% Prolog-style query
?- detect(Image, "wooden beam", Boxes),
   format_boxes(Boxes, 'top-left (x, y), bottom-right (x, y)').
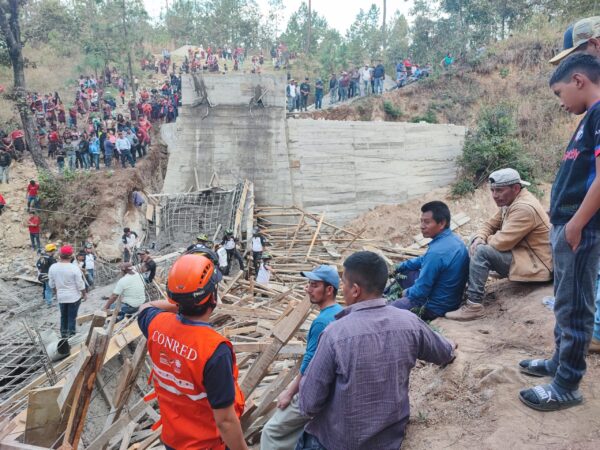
top-left (286, 213), bottom-right (305, 256)
top-left (240, 296), bottom-right (312, 397)
top-left (63, 328), bottom-right (109, 450)
top-left (85, 398), bottom-right (148, 450)
top-left (85, 311), bottom-right (107, 346)
top-left (306, 213), bottom-right (325, 260)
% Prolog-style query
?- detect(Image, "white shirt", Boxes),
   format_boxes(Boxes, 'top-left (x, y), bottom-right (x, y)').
top-left (116, 137), bottom-right (131, 152)
top-left (85, 253), bottom-right (95, 270)
top-left (256, 263), bottom-right (270, 285)
top-left (287, 84), bottom-right (296, 98)
top-left (124, 233), bottom-right (137, 249)
top-left (224, 238), bottom-right (236, 250)
top-left (360, 67), bottom-right (371, 81)
top-left (217, 247), bottom-right (228, 268)
top-left (113, 273), bottom-right (146, 307)
top-left (251, 236), bottom-right (263, 252)
top-left (48, 262), bottom-right (86, 304)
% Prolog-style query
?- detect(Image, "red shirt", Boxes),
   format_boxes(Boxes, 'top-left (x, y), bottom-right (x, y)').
top-left (27, 183), bottom-right (39, 197)
top-left (49, 131), bottom-right (59, 142)
top-left (0, 194), bottom-right (5, 205)
top-left (10, 130), bottom-right (24, 140)
top-left (28, 215), bottom-right (40, 234)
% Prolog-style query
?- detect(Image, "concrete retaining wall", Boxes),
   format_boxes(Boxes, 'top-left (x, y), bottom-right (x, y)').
top-left (162, 74), bottom-right (466, 224)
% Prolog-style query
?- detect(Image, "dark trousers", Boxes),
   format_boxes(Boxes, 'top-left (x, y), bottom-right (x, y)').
top-left (295, 431), bottom-right (327, 450)
top-left (252, 251), bottom-right (262, 272)
top-left (550, 225), bottom-right (600, 391)
top-left (59, 300), bottom-right (81, 338)
top-left (30, 232), bottom-right (40, 251)
top-left (390, 270), bottom-right (439, 321)
top-left (226, 249), bottom-right (245, 272)
top-left (120, 150), bottom-right (135, 168)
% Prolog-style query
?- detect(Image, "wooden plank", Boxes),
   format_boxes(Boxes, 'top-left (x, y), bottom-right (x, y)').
top-left (306, 213), bottom-right (325, 260)
top-left (0, 442), bottom-right (52, 450)
top-left (145, 204), bottom-right (155, 222)
top-left (104, 322), bottom-right (142, 364)
top-left (85, 311), bottom-right (107, 346)
top-left (286, 213), bottom-right (305, 256)
top-left (12, 275), bottom-right (42, 285)
top-left (118, 422), bottom-right (138, 450)
top-left (63, 328), bottom-right (109, 450)
top-left (24, 386), bottom-right (63, 447)
top-left (240, 296), bottom-right (312, 397)
top-left (85, 398), bottom-right (148, 450)
top-left (57, 348), bottom-right (91, 411)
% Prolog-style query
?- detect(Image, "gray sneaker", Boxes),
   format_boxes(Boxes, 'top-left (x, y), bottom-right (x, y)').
top-left (445, 301), bottom-right (485, 321)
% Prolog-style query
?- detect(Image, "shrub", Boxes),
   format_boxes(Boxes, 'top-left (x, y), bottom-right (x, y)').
top-left (383, 100), bottom-right (403, 119)
top-left (453, 103), bottom-right (535, 195)
top-left (451, 179), bottom-right (476, 197)
top-left (500, 67), bottom-right (509, 78)
top-left (410, 108), bottom-right (438, 124)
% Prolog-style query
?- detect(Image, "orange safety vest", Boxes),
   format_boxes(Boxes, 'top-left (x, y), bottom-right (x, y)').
top-left (147, 313), bottom-right (245, 450)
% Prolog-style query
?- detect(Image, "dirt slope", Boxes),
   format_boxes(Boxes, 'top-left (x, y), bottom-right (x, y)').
top-left (406, 280), bottom-right (600, 449)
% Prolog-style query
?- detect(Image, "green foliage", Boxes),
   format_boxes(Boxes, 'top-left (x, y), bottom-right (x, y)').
top-left (453, 103), bottom-right (535, 196)
top-left (280, 2), bottom-right (329, 54)
top-left (383, 100), bottom-right (403, 119)
top-left (410, 108), bottom-right (438, 124)
top-left (451, 178), bottom-right (476, 196)
top-left (346, 4), bottom-right (382, 65)
top-left (500, 67), bottom-right (509, 78)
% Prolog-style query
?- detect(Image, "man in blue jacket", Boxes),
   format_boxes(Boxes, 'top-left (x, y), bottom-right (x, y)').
top-left (391, 201), bottom-right (469, 320)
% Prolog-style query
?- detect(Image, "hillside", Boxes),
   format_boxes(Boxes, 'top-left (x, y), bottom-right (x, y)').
top-left (307, 26), bottom-right (578, 183)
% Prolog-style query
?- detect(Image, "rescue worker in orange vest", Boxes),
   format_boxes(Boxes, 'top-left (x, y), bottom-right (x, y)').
top-left (137, 254), bottom-right (248, 450)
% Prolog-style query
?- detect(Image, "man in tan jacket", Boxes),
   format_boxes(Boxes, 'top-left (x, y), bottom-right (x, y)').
top-left (446, 168), bottom-right (552, 321)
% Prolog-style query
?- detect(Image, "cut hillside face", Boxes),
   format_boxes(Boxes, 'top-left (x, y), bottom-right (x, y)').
top-left (309, 28), bottom-right (578, 182)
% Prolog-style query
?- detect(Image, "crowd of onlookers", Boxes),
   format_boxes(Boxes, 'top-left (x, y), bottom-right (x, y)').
top-left (0, 63), bottom-right (182, 178)
top-left (285, 54), bottom-right (451, 112)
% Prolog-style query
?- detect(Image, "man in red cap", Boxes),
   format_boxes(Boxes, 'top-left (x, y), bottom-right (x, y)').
top-left (48, 245), bottom-right (87, 337)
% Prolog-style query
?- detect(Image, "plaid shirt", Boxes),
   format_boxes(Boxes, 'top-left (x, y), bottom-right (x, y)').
top-left (299, 298), bottom-right (454, 450)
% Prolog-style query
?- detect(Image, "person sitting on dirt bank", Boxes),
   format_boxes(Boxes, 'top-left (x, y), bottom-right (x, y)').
top-left (103, 262), bottom-right (146, 321)
top-left (446, 168), bottom-right (552, 321)
top-left (390, 201), bottom-right (469, 320)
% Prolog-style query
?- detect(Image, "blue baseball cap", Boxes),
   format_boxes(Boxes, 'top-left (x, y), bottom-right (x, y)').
top-left (300, 265), bottom-right (340, 289)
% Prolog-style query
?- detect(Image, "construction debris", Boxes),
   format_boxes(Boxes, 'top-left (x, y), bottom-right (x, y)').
top-left (0, 196), bottom-right (421, 449)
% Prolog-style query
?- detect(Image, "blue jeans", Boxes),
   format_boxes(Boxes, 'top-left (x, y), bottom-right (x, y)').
top-left (86, 268), bottom-right (95, 287)
top-left (329, 87), bottom-right (337, 104)
top-left (595, 274), bottom-right (600, 341)
top-left (105, 153), bottom-right (113, 168)
top-left (295, 431), bottom-right (327, 450)
top-left (30, 233), bottom-right (40, 251)
top-left (110, 302), bottom-right (140, 321)
top-left (550, 225), bottom-right (600, 390)
top-left (81, 153), bottom-right (90, 169)
top-left (59, 300), bottom-right (81, 338)
top-left (91, 153), bottom-right (100, 170)
top-left (315, 92), bottom-right (323, 109)
top-left (27, 195), bottom-right (39, 211)
top-left (374, 77), bottom-right (384, 94)
top-left (67, 154), bottom-right (76, 170)
top-left (120, 150), bottom-right (135, 168)
top-left (43, 282), bottom-right (53, 305)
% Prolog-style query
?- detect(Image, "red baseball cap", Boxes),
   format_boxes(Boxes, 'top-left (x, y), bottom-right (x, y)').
top-left (60, 245), bottom-right (74, 256)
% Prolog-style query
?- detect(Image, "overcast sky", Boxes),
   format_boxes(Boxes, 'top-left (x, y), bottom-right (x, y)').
top-left (146, 1), bottom-right (415, 34)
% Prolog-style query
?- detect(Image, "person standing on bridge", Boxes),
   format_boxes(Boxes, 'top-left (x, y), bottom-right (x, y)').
top-left (300, 77), bottom-right (310, 112)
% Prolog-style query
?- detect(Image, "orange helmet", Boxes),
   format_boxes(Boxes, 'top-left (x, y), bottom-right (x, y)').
top-left (166, 254), bottom-right (217, 308)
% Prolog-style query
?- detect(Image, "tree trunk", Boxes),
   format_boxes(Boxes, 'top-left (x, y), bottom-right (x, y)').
top-left (121, 0), bottom-right (137, 99)
top-left (0, 0), bottom-right (49, 170)
top-left (382, 0), bottom-right (387, 52)
top-left (306, 0), bottom-right (312, 54)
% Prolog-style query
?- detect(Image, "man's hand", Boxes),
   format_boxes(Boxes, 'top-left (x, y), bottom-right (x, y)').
top-left (276, 390), bottom-right (293, 409)
top-left (565, 220), bottom-right (582, 252)
top-left (469, 237), bottom-right (485, 256)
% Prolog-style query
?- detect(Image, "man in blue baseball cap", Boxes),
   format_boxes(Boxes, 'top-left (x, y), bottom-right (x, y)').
top-left (260, 265), bottom-right (342, 450)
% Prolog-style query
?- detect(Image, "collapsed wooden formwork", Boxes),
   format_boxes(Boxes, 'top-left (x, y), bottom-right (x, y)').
top-left (0, 204), bottom-right (422, 450)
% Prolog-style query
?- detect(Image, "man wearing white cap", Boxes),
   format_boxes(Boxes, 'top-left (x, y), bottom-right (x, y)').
top-left (550, 17), bottom-right (600, 66)
top-left (447, 168), bottom-right (552, 321)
